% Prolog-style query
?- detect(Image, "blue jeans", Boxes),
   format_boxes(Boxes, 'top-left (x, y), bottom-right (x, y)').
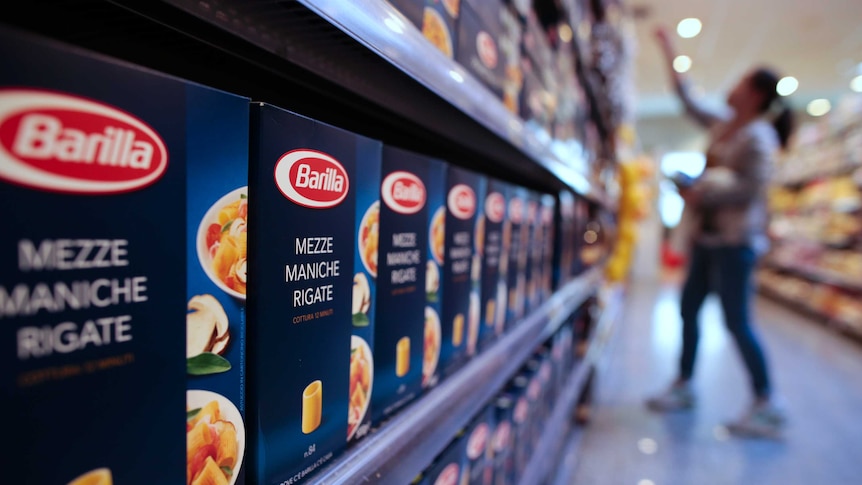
top-left (679, 244), bottom-right (772, 398)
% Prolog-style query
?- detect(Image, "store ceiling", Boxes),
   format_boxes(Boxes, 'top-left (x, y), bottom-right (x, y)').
top-left (629, 0), bottom-right (862, 119)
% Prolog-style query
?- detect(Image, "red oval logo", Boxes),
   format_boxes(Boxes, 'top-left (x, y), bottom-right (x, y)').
top-left (467, 423), bottom-right (489, 460)
top-left (477, 31), bottom-right (499, 70)
top-left (514, 397), bottom-right (528, 423)
top-left (508, 197), bottom-right (524, 224)
top-left (433, 463), bottom-right (460, 485)
top-left (493, 421), bottom-right (511, 452)
top-left (448, 183), bottom-right (476, 220)
top-left (382, 170), bottom-right (426, 214)
top-left (274, 149), bottom-right (349, 209)
top-left (0, 89), bottom-right (168, 194)
top-left (485, 192), bottom-right (505, 224)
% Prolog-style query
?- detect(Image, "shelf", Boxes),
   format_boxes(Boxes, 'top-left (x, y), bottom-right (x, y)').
top-left (763, 259), bottom-right (862, 293)
top-left (309, 267), bottom-right (604, 485)
top-left (517, 283), bottom-right (623, 485)
top-left (757, 283), bottom-right (862, 345)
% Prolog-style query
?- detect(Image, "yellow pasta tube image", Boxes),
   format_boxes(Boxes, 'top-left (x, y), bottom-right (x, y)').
top-left (67, 468), bottom-right (112, 485)
top-left (302, 380), bottom-right (323, 434)
top-left (452, 314), bottom-right (464, 347)
top-left (485, 300), bottom-right (495, 326)
top-left (396, 337), bottom-right (411, 377)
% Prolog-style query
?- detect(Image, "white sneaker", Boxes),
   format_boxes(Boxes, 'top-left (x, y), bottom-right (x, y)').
top-left (646, 383), bottom-right (695, 412)
top-left (726, 401), bottom-right (787, 439)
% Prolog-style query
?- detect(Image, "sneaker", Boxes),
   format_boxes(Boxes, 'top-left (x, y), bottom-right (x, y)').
top-left (726, 401), bottom-right (787, 439)
top-left (646, 383), bottom-right (695, 412)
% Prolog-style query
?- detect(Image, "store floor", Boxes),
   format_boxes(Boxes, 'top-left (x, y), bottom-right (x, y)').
top-left (569, 276), bottom-right (862, 485)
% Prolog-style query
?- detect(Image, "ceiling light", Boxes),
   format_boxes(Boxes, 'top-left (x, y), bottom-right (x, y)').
top-left (677, 18), bottom-right (702, 38)
top-left (673, 55), bottom-right (692, 73)
top-left (851, 75), bottom-right (862, 93)
top-left (807, 98), bottom-right (831, 117)
top-left (776, 76), bottom-right (798, 96)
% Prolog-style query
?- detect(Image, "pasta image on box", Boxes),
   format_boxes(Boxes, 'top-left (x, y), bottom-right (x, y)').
top-left (0, 27), bottom-right (250, 484)
top-left (422, 159), bottom-right (447, 389)
top-left (440, 166), bottom-right (486, 378)
top-left (422, 0), bottom-right (461, 59)
top-left (477, 178), bottom-right (509, 351)
top-left (348, 146), bottom-right (381, 444)
top-left (371, 146), bottom-right (433, 424)
top-left (248, 104), bottom-right (381, 484)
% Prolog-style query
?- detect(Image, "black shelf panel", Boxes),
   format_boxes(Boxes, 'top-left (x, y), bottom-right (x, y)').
top-left (310, 267), bottom-right (603, 485)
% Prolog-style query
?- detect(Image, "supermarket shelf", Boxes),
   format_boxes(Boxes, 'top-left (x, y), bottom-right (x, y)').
top-left (763, 259), bottom-right (862, 293)
top-left (757, 283), bottom-right (862, 345)
top-left (311, 267), bottom-right (604, 485)
top-left (517, 284), bottom-right (623, 485)
top-left (777, 162), bottom-right (862, 187)
top-left (549, 425), bottom-right (587, 485)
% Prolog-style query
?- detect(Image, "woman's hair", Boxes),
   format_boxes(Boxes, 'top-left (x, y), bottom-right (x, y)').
top-left (750, 68), bottom-right (795, 150)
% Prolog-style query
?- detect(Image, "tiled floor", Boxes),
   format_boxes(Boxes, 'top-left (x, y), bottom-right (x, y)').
top-left (569, 278), bottom-right (862, 485)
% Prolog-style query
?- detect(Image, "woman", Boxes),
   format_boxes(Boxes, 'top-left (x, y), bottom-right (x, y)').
top-left (646, 26), bottom-right (794, 438)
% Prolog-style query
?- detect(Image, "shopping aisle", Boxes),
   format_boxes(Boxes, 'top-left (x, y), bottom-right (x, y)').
top-left (570, 277), bottom-right (862, 485)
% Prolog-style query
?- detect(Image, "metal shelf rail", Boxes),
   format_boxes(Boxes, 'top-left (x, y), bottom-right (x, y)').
top-left (310, 267), bottom-right (603, 485)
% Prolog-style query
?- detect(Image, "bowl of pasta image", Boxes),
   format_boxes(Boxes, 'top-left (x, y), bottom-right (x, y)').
top-left (358, 201), bottom-right (380, 278)
top-left (197, 187), bottom-right (248, 300)
top-left (187, 390), bottom-right (245, 485)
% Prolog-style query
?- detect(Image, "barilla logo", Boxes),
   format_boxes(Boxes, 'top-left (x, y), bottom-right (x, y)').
top-left (447, 183), bottom-right (476, 220)
top-left (485, 192), bottom-right (505, 224)
top-left (477, 31), bottom-right (499, 70)
top-left (467, 423), bottom-right (489, 460)
top-left (508, 197), bottom-right (524, 224)
top-left (0, 89), bottom-right (168, 194)
top-left (382, 170), bottom-right (425, 214)
top-left (514, 397), bottom-right (528, 423)
top-left (493, 422), bottom-right (511, 452)
top-left (433, 464), bottom-right (460, 485)
top-left (274, 149), bottom-right (349, 209)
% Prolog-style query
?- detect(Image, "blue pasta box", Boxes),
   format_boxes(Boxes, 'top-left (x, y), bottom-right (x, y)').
top-left (455, 0), bottom-right (508, 100)
top-left (0, 26), bottom-right (252, 485)
top-left (477, 179), bottom-right (508, 351)
top-left (421, 0), bottom-right (461, 59)
top-left (440, 165), bottom-right (486, 378)
top-left (503, 186), bottom-right (529, 330)
top-left (425, 429), bottom-right (468, 485)
top-left (554, 190), bottom-right (577, 288)
top-left (370, 146), bottom-right (434, 424)
top-left (348, 141), bottom-right (382, 444)
top-left (422, 159), bottom-right (446, 389)
top-left (248, 103), bottom-right (381, 484)
top-left (490, 392), bottom-right (517, 485)
top-left (464, 403), bottom-right (495, 485)
top-left (523, 192), bottom-right (542, 315)
top-left (538, 193), bottom-right (556, 302)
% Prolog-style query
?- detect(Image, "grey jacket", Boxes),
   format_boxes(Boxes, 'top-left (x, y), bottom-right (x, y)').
top-left (677, 82), bottom-right (777, 254)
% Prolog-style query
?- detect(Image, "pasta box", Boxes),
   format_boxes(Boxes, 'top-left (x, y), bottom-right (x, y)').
top-left (554, 190), bottom-right (576, 288)
top-left (455, 0), bottom-right (509, 100)
top-left (0, 26), bottom-right (250, 485)
top-left (370, 145), bottom-right (433, 424)
top-left (503, 186), bottom-right (528, 330)
top-left (522, 192), bottom-right (541, 315)
top-left (421, 0), bottom-right (461, 59)
top-left (477, 178), bottom-right (508, 352)
top-left (348, 140), bottom-right (381, 444)
top-left (490, 393), bottom-right (517, 485)
top-left (539, 193), bottom-right (556, 303)
top-left (424, 428), bottom-right (468, 485)
top-left (422, 158), bottom-right (446, 389)
top-left (248, 103), bottom-right (381, 484)
top-left (464, 403), bottom-right (495, 485)
top-left (440, 165), bottom-right (486, 378)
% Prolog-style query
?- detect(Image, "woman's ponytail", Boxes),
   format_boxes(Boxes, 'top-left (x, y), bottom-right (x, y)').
top-left (751, 68), bottom-right (795, 150)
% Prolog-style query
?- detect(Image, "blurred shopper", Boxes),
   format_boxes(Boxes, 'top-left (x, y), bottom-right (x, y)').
top-left (646, 26), bottom-right (794, 438)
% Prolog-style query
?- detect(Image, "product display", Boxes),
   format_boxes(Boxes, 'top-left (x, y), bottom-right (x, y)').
top-left (1, 0), bottom-right (626, 483)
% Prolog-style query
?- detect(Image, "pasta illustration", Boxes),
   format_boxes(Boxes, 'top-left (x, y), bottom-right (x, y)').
top-left (359, 202), bottom-right (380, 277)
top-left (348, 342), bottom-right (372, 439)
top-left (205, 194), bottom-right (248, 296)
top-left (67, 468), bottom-right (112, 485)
top-left (302, 380), bottom-right (323, 434)
top-left (187, 400), bottom-right (239, 485)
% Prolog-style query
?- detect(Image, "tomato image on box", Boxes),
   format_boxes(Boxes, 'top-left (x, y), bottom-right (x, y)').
top-left (0, 27), bottom-right (257, 484)
top-left (440, 166), bottom-right (486, 378)
top-left (371, 146), bottom-right (432, 424)
top-left (248, 104), bottom-right (381, 484)
top-left (347, 139), bottom-right (381, 445)
top-left (503, 186), bottom-right (529, 330)
top-left (477, 179), bottom-right (508, 352)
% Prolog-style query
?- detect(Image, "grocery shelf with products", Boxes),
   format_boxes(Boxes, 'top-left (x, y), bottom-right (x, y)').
top-left (759, 95), bottom-right (862, 341)
top-left (1, 0), bottom-right (633, 484)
